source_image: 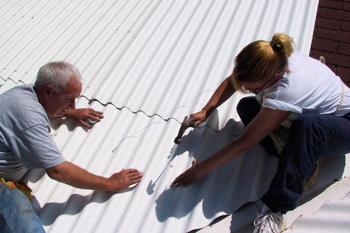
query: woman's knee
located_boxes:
[237,97,258,111]
[236,97,260,124]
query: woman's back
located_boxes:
[258,51,350,116]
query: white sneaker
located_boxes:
[253,211,285,233]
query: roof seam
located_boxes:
[80,95,229,135]
[0,77,225,135]
[81,95,182,123]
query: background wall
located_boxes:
[310,0,350,86]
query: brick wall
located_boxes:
[310,0,350,86]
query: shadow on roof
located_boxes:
[154,110,279,228]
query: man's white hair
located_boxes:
[34,61,81,92]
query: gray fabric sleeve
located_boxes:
[7,124,65,169]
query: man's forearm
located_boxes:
[63,108,76,118]
[46,161,111,191]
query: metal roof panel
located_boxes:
[0,0,321,232]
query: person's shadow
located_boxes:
[33,191,115,226]
[22,169,121,226]
[154,108,346,232]
[50,117,86,132]
[153,110,279,229]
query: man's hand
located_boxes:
[65,108,104,129]
[107,169,143,192]
[172,160,206,187]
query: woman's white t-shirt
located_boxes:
[256,51,350,117]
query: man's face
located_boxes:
[46,77,82,118]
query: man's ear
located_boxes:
[45,85,55,97]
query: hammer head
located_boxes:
[174,116,192,144]
[174,136,182,144]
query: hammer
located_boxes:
[174,116,193,144]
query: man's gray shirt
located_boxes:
[0,84,65,181]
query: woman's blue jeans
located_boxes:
[0,183,45,233]
[237,97,350,213]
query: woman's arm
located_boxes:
[190,76,236,126]
[172,107,290,186]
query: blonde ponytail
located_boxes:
[270,33,294,57]
[234,33,294,90]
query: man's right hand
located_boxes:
[107,169,143,192]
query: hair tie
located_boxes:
[270,41,282,50]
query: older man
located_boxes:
[0,62,143,232]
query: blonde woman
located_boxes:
[172,33,350,232]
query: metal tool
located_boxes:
[174,116,192,144]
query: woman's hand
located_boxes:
[171,160,207,187]
[188,110,209,127]
[64,108,104,129]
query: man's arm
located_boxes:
[46,161,143,192]
[172,107,290,186]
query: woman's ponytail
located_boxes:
[270,33,294,57]
[233,33,295,90]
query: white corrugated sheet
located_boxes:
[0,0,321,232]
[290,192,350,233]
[284,178,350,233]
[0,0,318,121]
[30,99,279,233]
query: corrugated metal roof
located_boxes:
[200,176,350,233]
[285,178,350,233]
[0,78,21,93]
[27,99,280,233]
[0,0,318,120]
[0,0,321,232]
[290,192,350,233]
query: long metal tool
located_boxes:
[174,116,192,144]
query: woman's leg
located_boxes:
[262,113,350,213]
[237,96,279,157]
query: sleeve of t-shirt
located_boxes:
[262,98,302,113]
[8,124,65,169]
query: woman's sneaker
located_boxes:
[253,211,285,233]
